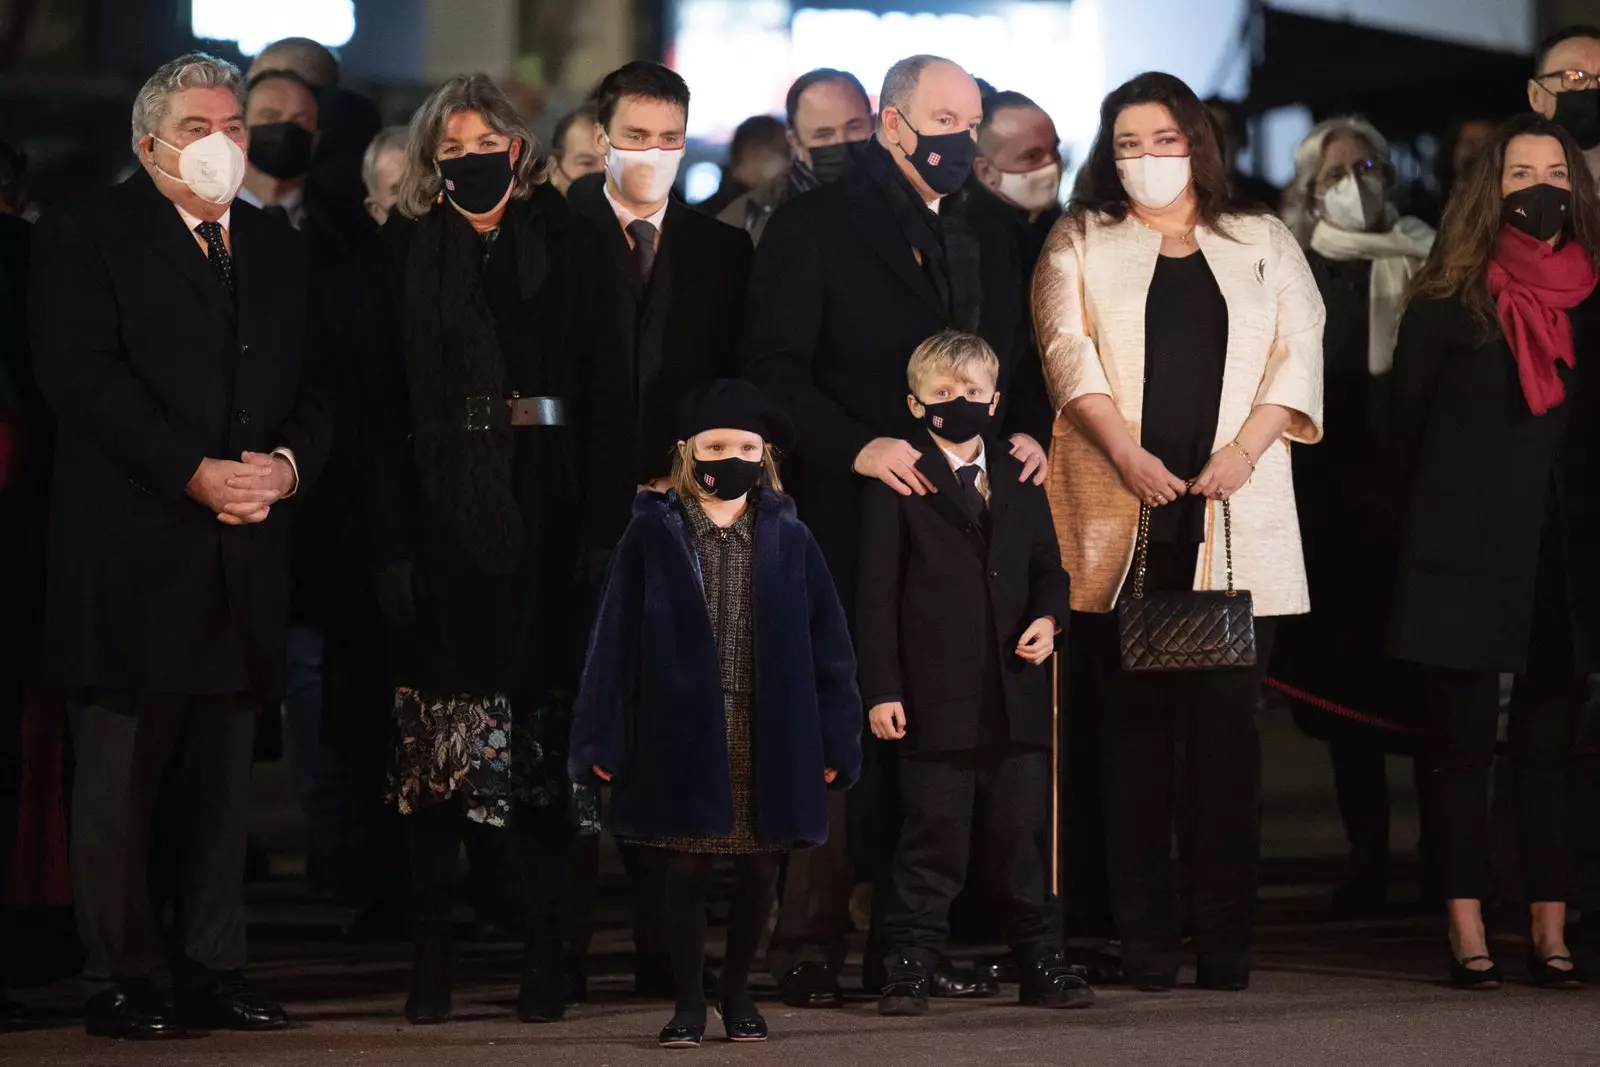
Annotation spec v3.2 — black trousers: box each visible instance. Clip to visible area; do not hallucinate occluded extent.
[67,693,257,992]
[663,850,780,1018]
[1073,582,1276,977]
[883,747,1054,969]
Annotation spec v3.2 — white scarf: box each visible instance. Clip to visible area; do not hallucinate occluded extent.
[1309,215,1435,374]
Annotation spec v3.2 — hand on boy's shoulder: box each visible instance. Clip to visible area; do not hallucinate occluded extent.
[1007,433,1048,486]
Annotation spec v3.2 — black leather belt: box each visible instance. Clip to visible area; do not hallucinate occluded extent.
[465,394,567,430]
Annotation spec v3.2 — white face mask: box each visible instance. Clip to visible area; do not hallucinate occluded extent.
[1319,173,1387,233]
[604,144,685,206]
[997,161,1062,213]
[1116,153,1191,210]
[151,131,247,205]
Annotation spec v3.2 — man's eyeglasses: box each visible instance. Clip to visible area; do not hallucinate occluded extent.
[1536,69,1600,93]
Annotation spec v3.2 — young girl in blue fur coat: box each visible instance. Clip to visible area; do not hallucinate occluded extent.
[569,379,862,1050]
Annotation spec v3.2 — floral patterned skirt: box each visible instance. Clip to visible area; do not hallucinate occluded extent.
[386,688,600,833]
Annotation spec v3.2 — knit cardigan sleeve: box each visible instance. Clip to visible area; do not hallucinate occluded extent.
[1255,217,1327,444]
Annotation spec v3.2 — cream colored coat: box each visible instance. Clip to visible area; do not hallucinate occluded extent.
[1032,212,1326,616]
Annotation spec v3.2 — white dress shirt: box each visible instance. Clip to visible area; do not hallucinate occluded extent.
[939,436,988,504]
[603,181,668,250]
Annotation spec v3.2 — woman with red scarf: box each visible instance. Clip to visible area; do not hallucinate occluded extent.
[1391,114,1600,991]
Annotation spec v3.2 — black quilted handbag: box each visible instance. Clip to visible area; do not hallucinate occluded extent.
[1116,499,1256,672]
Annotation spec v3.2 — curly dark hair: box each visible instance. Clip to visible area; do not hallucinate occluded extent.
[1069,71,1265,235]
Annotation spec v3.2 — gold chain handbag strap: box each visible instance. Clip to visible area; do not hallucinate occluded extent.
[1131,497,1234,599]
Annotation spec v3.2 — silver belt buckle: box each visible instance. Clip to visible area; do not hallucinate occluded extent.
[508,396,567,426]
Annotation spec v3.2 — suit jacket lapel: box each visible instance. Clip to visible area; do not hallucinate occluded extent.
[848,173,945,319]
[126,171,234,315]
[637,200,683,387]
[577,179,644,302]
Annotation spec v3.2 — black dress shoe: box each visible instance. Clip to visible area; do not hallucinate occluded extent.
[1449,955,1502,990]
[1017,948,1096,1009]
[720,1002,769,1042]
[878,959,933,1017]
[0,995,29,1029]
[1195,954,1251,992]
[779,961,844,1009]
[1528,953,1587,990]
[517,942,566,1023]
[1131,971,1177,992]
[659,1013,706,1049]
[931,959,999,999]
[178,972,288,1031]
[85,983,187,1040]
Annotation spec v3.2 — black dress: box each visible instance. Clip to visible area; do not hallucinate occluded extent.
[1140,250,1228,547]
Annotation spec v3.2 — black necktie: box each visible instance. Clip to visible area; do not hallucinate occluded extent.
[626,219,658,282]
[195,220,234,296]
[262,203,291,229]
[956,464,987,524]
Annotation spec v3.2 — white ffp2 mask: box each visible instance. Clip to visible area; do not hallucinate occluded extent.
[1319,173,1387,233]
[604,144,685,205]
[151,131,247,205]
[1116,153,1191,210]
[997,161,1062,213]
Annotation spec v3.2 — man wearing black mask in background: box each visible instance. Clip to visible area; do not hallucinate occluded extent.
[744,53,1050,1010]
[719,69,875,245]
[1528,25,1600,183]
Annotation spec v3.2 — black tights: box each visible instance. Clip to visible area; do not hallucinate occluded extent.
[663,851,781,1022]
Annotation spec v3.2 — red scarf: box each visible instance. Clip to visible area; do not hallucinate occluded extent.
[1486,225,1598,416]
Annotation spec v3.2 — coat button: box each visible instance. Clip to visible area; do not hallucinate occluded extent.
[239,343,250,354]
[235,409,250,425]
[989,570,999,579]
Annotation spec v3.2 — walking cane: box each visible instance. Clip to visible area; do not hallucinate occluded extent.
[1050,651,1060,898]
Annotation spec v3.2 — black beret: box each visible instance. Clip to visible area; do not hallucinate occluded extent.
[676,379,795,451]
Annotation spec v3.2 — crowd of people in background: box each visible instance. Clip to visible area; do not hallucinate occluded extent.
[1,20,1599,1050]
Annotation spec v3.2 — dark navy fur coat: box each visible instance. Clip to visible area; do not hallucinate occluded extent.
[569,488,862,848]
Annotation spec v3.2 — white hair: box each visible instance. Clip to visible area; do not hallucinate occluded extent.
[1282,115,1391,246]
[129,52,243,154]
[361,125,410,197]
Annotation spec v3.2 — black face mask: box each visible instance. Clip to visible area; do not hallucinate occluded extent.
[437,150,513,214]
[892,114,977,196]
[807,139,866,184]
[693,457,763,501]
[1502,183,1571,242]
[1552,88,1600,151]
[248,122,315,180]
[918,397,992,443]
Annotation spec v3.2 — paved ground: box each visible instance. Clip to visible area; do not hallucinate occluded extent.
[4,703,1597,1066]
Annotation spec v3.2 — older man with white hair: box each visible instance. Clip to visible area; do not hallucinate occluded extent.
[29,51,328,1040]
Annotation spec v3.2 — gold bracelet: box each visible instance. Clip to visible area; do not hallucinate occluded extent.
[1229,440,1256,470]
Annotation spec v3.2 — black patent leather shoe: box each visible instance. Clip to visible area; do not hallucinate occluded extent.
[1130,970,1177,992]
[178,972,288,1031]
[931,959,999,999]
[779,961,844,1009]
[720,1006,769,1042]
[1449,955,1502,990]
[1017,949,1096,1009]
[659,1013,706,1049]
[1528,953,1587,990]
[85,983,187,1040]
[877,960,933,1016]
[1195,957,1251,992]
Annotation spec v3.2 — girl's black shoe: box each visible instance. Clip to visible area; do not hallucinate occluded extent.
[720,1007,768,1042]
[1449,955,1501,990]
[1528,953,1587,990]
[659,1012,706,1049]
[1131,970,1177,992]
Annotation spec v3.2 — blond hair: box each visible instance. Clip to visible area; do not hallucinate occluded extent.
[905,329,1000,394]
[671,437,785,502]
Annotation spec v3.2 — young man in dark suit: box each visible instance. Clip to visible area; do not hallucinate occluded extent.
[856,330,1092,1016]
[29,52,328,1040]
[565,59,752,997]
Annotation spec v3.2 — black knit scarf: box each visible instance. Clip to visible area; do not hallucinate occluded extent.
[402,204,524,574]
[860,138,981,332]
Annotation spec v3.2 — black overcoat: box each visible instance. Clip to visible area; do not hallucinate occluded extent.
[568,489,863,849]
[741,159,1045,608]
[855,437,1070,754]
[1387,291,1600,672]
[362,186,602,694]
[566,174,753,548]
[29,170,328,697]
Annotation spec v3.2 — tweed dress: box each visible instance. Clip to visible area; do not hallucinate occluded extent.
[643,497,781,854]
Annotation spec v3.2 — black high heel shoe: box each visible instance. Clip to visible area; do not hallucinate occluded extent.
[1448,956,1502,990]
[659,1012,706,1049]
[1528,953,1587,990]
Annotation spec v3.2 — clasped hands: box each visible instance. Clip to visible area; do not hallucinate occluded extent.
[1114,442,1251,509]
[187,451,295,525]
[868,616,1056,741]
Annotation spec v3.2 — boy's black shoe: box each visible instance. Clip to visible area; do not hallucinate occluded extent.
[1195,953,1251,992]
[1017,949,1096,1009]
[84,983,186,1040]
[779,961,845,1008]
[517,941,566,1023]
[878,959,933,1016]
[932,960,1000,999]
[177,972,289,1030]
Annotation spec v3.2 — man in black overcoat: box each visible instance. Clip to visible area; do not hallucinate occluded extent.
[742,54,1051,1007]
[29,52,328,1040]
[565,60,753,997]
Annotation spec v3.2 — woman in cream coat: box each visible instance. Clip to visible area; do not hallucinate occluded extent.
[1033,72,1324,991]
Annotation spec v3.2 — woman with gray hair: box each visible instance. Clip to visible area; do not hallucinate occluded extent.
[1273,116,1436,916]
[361,72,602,1026]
